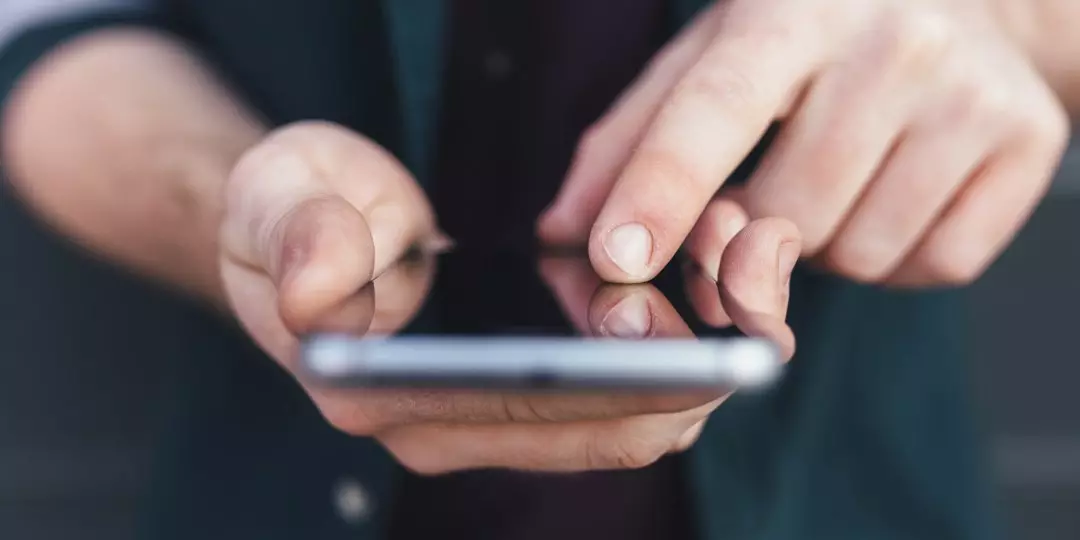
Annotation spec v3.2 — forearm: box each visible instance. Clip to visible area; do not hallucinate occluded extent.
[1000,0,1080,115]
[1,28,265,304]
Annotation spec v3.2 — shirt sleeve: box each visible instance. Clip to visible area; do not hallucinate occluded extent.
[0,0,162,125]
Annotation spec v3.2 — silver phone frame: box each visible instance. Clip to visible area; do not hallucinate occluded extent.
[301,334,783,390]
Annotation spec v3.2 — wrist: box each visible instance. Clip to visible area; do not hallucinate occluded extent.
[3,28,268,307]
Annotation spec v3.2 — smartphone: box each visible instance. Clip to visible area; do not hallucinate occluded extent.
[299,247,783,391]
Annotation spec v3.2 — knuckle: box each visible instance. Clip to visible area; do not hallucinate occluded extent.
[751,204,827,256]
[241,123,344,178]
[252,121,404,188]
[227,140,275,190]
[918,245,982,286]
[878,7,952,75]
[801,141,868,193]
[741,190,824,254]
[825,241,895,284]
[586,431,667,471]
[1024,100,1072,152]
[228,136,317,198]
[720,14,802,58]
[631,147,715,205]
[954,83,1013,125]
[673,61,761,124]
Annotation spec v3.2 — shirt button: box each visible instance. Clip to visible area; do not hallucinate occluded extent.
[333,477,373,525]
[483,50,514,80]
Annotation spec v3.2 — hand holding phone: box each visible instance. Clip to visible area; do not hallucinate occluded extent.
[242,217,799,473]
[303,252,788,390]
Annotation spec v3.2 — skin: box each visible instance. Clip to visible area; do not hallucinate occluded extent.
[376,251,795,473]
[232,244,795,473]
[220,123,797,473]
[3,0,1079,473]
[539,0,1074,287]
[2,30,795,473]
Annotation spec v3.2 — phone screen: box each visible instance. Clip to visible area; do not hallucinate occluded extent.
[416,246,744,338]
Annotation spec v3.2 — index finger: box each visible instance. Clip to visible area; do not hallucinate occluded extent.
[588,6,827,282]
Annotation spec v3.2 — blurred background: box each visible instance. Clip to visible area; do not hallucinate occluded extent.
[969,141,1080,540]
[1,141,1078,539]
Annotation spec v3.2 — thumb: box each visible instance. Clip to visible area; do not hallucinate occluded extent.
[718,217,800,360]
[221,123,442,334]
[220,141,375,333]
[271,196,376,332]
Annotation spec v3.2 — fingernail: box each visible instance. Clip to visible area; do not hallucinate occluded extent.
[604,223,653,278]
[601,293,652,338]
[778,241,799,287]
